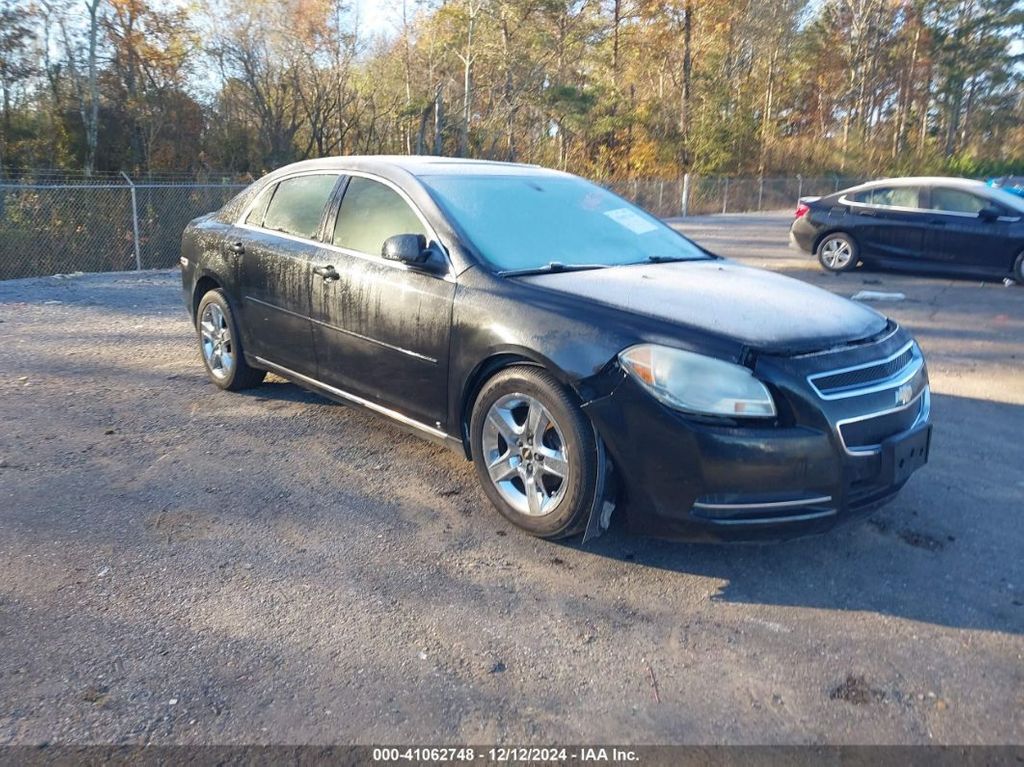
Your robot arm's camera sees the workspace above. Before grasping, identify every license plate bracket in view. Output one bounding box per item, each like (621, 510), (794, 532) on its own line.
(882, 424), (931, 486)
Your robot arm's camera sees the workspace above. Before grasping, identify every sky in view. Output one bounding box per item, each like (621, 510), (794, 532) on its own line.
(353, 0), (409, 40)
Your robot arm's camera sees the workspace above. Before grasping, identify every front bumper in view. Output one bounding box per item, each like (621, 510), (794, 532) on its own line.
(582, 336), (931, 542)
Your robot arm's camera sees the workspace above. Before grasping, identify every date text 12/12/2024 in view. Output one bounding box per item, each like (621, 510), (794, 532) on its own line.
(371, 747), (640, 763)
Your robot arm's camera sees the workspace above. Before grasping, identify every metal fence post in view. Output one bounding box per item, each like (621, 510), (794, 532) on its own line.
(722, 177), (729, 214)
(121, 171), (142, 271)
(797, 174), (803, 204)
(681, 173), (690, 217)
(757, 176), (764, 212)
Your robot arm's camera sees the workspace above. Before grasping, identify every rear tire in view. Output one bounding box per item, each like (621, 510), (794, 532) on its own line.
(1013, 252), (1024, 285)
(817, 233), (859, 273)
(196, 289), (265, 391)
(470, 365), (603, 539)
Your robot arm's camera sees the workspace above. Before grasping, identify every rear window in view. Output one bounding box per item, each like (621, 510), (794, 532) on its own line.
(217, 182), (266, 224)
(262, 174), (339, 239)
(851, 186), (921, 208)
(244, 185), (274, 227)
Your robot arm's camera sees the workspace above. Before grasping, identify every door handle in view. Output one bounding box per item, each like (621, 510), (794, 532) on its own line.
(313, 265), (340, 282)
(929, 220), (947, 226)
(226, 241), (245, 255)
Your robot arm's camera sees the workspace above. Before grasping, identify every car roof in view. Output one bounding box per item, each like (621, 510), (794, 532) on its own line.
(844, 175), (1024, 213)
(262, 155), (567, 180)
(851, 176), (989, 191)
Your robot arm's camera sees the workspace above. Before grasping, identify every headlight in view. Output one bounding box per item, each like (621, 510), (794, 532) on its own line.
(619, 344), (777, 418)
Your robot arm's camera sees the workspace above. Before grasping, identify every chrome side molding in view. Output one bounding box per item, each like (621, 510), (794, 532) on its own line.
(251, 356), (448, 440)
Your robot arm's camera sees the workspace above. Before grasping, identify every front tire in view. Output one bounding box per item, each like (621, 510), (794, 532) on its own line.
(470, 365), (603, 539)
(196, 289), (265, 391)
(1013, 252), (1024, 285)
(817, 233), (859, 273)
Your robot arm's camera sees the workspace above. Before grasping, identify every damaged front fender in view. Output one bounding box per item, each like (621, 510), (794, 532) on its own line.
(578, 357), (630, 543)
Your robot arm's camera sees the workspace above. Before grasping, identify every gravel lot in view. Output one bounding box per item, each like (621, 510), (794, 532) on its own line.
(0, 212), (1021, 745)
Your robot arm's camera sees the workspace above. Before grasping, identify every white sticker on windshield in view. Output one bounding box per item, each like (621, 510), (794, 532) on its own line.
(604, 207), (659, 234)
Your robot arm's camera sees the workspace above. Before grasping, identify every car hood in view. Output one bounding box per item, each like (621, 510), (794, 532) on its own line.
(519, 259), (888, 354)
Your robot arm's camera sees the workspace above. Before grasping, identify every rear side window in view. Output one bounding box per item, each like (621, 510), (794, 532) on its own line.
(931, 188), (988, 214)
(262, 175), (339, 239)
(851, 186), (921, 208)
(333, 177), (427, 256)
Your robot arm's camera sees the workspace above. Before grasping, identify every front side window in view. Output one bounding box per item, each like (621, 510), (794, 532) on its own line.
(931, 188), (988, 215)
(262, 174), (339, 239)
(333, 177), (427, 256)
(420, 173), (708, 271)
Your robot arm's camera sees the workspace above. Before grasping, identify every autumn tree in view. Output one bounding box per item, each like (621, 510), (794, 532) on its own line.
(2, 0), (1022, 179)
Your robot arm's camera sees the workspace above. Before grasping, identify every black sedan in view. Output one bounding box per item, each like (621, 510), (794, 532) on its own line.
(180, 157), (931, 543)
(790, 176), (1024, 282)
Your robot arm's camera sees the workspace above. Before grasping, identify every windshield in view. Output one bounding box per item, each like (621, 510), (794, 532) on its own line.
(987, 185), (1024, 213)
(420, 173), (709, 272)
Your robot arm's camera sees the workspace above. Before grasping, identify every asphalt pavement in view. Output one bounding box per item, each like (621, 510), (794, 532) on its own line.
(0, 213), (1021, 745)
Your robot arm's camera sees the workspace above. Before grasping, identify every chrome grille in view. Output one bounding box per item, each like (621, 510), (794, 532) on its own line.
(809, 341), (919, 399)
(813, 346), (914, 394)
(838, 390), (927, 451)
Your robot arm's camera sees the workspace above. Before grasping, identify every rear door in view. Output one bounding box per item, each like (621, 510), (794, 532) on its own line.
(236, 173), (341, 376)
(924, 186), (1018, 272)
(845, 186), (927, 263)
(310, 174), (456, 430)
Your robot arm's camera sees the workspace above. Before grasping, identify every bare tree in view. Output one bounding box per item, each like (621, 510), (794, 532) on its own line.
(456, 0), (482, 157)
(61, 0), (103, 175)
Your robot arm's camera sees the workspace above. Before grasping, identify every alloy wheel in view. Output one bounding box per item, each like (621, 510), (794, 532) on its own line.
(200, 303), (234, 380)
(820, 237), (853, 269)
(481, 393), (570, 517)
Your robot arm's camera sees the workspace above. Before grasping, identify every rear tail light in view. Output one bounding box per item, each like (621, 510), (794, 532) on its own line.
(795, 203), (810, 219)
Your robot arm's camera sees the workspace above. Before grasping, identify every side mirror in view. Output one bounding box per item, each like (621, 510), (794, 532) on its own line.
(382, 233), (429, 264)
(978, 206), (1001, 222)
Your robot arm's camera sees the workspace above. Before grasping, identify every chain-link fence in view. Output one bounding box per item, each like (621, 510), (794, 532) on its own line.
(0, 174), (871, 280)
(603, 175), (870, 218)
(0, 180), (246, 280)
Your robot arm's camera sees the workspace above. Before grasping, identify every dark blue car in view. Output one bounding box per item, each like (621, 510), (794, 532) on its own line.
(791, 176), (1024, 283)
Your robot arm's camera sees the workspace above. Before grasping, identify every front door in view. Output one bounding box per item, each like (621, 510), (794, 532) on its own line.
(311, 175), (456, 430)
(236, 173), (341, 376)
(924, 187), (1018, 272)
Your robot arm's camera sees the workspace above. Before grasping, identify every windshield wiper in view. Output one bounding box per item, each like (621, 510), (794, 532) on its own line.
(644, 255), (695, 263)
(497, 262), (612, 277)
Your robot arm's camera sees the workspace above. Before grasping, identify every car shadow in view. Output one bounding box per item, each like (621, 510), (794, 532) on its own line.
(855, 261), (1015, 284)
(217, 380), (1024, 639)
(568, 391), (1024, 636)
(235, 377), (324, 405)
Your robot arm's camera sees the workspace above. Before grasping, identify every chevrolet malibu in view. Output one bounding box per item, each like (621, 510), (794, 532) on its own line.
(180, 157), (931, 542)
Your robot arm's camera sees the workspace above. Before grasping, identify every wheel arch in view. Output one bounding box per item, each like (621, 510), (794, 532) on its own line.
(1013, 249), (1024, 281)
(192, 274), (223, 322)
(813, 227), (858, 255)
(456, 350), (581, 459)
